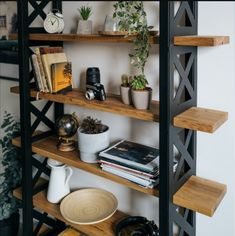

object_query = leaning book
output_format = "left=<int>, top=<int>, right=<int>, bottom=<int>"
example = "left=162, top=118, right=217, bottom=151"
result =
left=99, top=140, right=159, bottom=172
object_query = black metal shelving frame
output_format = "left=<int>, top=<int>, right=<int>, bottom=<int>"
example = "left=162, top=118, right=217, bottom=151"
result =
left=17, top=1, right=198, bottom=235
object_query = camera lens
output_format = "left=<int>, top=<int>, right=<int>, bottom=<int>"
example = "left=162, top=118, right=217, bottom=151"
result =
left=86, top=67, right=100, bottom=85
left=85, top=90, right=95, bottom=100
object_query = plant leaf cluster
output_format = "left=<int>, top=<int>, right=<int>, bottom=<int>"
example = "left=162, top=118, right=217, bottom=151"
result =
left=113, top=1, right=151, bottom=90
left=80, top=116, right=106, bottom=134
left=78, top=5, right=92, bottom=20
left=0, top=112, right=21, bottom=220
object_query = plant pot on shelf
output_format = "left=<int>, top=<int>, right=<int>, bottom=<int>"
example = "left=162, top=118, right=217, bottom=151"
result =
left=0, top=212, right=19, bottom=236
left=120, top=85, right=132, bottom=105
left=131, top=87, right=152, bottom=110
left=77, top=20, right=92, bottom=34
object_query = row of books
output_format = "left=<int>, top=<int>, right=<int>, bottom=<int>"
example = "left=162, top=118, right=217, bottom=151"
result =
left=98, top=140, right=161, bottom=189
left=30, top=46, right=73, bottom=94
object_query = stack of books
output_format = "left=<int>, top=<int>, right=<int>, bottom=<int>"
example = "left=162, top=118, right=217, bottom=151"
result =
left=30, top=46, right=72, bottom=94
left=98, top=140, right=160, bottom=189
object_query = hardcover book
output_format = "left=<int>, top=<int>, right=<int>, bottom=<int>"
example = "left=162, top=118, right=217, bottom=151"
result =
left=99, top=140, right=159, bottom=172
left=51, top=62, right=73, bottom=93
left=41, top=52, right=67, bottom=92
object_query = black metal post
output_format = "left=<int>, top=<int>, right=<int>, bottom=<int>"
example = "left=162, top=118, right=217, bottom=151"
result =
left=159, top=1, right=198, bottom=235
left=17, top=0, right=33, bottom=235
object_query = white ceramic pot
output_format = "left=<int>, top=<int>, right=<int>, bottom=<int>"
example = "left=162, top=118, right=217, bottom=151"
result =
left=120, top=85, right=132, bottom=105
left=77, top=20, right=92, bottom=34
left=131, top=87, right=152, bottom=110
left=78, top=125, right=110, bottom=163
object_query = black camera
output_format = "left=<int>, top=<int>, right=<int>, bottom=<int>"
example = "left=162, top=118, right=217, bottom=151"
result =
left=85, top=67, right=106, bottom=101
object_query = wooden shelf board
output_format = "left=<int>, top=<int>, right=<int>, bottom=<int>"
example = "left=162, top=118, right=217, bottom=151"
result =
left=9, top=33, right=158, bottom=44
left=173, top=107, right=228, bottom=133
left=12, top=136, right=159, bottom=196
left=173, top=175, right=226, bottom=217
left=13, top=184, right=128, bottom=236
left=10, top=86, right=159, bottom=122
left=173, top=35, right=230, bottom=46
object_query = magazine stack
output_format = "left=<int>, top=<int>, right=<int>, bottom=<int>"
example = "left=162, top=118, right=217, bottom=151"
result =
left=98, top=140, right=160, bottom=189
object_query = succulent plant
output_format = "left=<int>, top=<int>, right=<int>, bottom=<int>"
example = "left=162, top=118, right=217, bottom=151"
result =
left=80, top=116, right=107, bottom=134
left=78, top=5, right=92, bottom=20
left=121, top=74, right=132, bottom=87
left=0, top=112, right=21, bottom=220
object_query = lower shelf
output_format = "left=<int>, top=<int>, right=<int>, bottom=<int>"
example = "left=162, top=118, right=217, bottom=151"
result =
left=13, top=183, right=127, bottom=236
left=173, top=175, right=227, bottom=217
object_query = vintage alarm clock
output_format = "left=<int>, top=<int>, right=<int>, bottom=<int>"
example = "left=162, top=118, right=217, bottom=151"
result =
left=44, top=10, right=64, bottom=34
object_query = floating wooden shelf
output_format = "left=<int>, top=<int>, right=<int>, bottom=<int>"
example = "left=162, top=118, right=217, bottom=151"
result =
left=12, top=136, right=159, bottom=196
left=9, top=33, right=158, bottom=44
left=10, top=86, right=159, bottom=122
left=173, top=175, right=227, bottom=217
left=13, top=182, right=128, bottom=236
left=173, top=107, right=228, bottom=133
left=173, top=35, right=229, bottom=46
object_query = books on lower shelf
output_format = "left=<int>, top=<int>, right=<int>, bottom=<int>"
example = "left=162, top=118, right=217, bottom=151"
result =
left=99, top=140, right=160, bottom=188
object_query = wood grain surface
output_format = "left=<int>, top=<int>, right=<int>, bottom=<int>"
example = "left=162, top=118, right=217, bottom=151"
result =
left=10, top=86, right=159, bottom=122
left=173, top=107, right=228, bottom=133
left=173, top=35, right=229, bottom=46
left=173, top=175, right=227, bottom=217
left=12, top=136, right=159, bottom=196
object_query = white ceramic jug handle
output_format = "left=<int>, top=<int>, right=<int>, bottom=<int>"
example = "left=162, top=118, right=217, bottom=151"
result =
left=65, top=166, right=73, bottom=186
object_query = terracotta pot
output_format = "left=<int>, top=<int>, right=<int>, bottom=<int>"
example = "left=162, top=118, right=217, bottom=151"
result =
left=120, top=85, right=132, bottom=105
left=131, top=87, right=152, bottom=110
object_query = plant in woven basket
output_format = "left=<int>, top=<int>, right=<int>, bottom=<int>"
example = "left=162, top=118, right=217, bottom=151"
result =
left=80, top=116, right=107, bottom=134
left=0, top=112, right=21, bottom=227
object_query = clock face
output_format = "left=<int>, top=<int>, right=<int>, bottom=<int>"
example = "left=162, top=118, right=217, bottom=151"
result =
left=44, top=13, right=64, bottom=33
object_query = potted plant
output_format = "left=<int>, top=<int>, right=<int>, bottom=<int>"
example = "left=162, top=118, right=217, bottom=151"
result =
left=78, top=116, right=110, bottom=163
left=120, top=74, right=132, bottom=105
left=113, top=1, right=152, bottom=109
left=77, top=5, right=92, bottom=34
left=0, top=112, right=21, bottom=236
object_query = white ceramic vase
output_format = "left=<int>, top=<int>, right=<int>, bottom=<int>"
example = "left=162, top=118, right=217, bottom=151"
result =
left=78, top=126, right=110, bottom=163
left=77, top=20, right=92, bottom=34
left=47, top=159, right=73, bottom=204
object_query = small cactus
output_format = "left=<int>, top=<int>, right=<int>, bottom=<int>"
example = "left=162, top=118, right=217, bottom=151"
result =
left=121, top=74, right=131, bottom=87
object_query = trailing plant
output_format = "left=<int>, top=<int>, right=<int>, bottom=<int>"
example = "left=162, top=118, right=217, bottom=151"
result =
left=80, top=116, right=107, bottom=134
left=121, top=74, right=132, bottom=87
left=0, top=112, right=21, bottom=220
left=78, top=5, right=92, bottom=20
left=113, top=1, right=152, bottom=89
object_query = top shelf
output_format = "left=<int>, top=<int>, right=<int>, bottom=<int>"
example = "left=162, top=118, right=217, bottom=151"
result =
left=9, top=34, right=229, bottom=46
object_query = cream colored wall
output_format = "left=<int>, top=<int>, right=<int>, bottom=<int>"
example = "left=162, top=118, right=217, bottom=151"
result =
left=0, top=2, right=234, bottom=235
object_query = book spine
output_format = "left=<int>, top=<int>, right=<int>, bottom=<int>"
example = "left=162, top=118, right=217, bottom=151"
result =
left=39, top=47, right=63, bottom=54
left=30, top=54, right=43, bottom=91
left=35, top=48, right=49, bottom=93
left=41, top=54, right=53, bottom=93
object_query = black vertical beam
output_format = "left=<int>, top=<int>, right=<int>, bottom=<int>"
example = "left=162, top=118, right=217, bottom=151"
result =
left=160, top=1, right=198, bottom=236
left=159, top=1, right=173, bottom=235
left=17, top=0, right=33, bottom=235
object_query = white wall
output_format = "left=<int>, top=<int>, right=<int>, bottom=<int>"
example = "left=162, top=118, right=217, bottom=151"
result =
left=0, top=2, right=234, bottom=236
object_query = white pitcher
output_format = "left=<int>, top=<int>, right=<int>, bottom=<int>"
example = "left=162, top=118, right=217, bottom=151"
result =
left=47, top=159, right=73, bottom=204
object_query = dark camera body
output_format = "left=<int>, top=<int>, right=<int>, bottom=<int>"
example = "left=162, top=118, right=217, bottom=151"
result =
left=85, top=67, right=106, bottom=101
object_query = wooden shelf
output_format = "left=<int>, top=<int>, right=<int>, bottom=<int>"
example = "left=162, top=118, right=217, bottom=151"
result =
left=12, top=136, right=159, bottom=196
left=9, top=33, right=158, bottom=44
left=13, top=182, right=128, bottom=236
left=173, top=35, right=229, bottom=46
left=173, top=107, right=228, bottom=133
left=10, top=86, right=159, bottom=122
left=173, top=175, right=226, bottom=217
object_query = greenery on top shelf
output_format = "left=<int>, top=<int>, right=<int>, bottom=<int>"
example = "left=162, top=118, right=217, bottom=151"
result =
left=78, top=5, right=92, bottom=20
left=113, top=1, right=152, bottom=90
left=0, top=112, right=21, bottom=220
